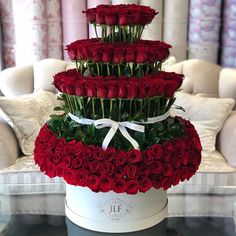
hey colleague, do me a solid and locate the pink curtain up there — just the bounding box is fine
[61,0,88,59]
[0,0,63,67]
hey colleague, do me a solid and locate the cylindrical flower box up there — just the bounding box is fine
[65,185,168,233]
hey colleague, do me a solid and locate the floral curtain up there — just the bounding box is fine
[0,0,62,68]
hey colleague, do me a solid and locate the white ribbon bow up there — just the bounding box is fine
[68,111,170,150]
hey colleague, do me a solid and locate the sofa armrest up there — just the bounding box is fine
[0,65,34,97]
[217,111,236,167]
[0,116,19,169]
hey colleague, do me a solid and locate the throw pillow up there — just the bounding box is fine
[172,91,235,152]
[0,90,59,156]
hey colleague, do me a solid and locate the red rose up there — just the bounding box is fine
[146,144,163,160]
[118,9,129,25]
[93,146,104,160]
[126,180,139,194]
[172,170,181,186]
[76,169,88,187]
[102,47,113,63]
[113,46,125,64]
[45,162,56,178]
[55,165,64,177]
[165,80,177,97]
[118,80,128,98]
[83,160,99,174]
[71,157,83,169]
[127,149,142,163]
[86,80,97,97]
[96,12,105,25]
[143,151,154,165]
[80,148,92,161]
[128,79,139,98]
[113,178,127,193]
[92,45,103,62]
[105,10,118,25]
[151,161,163,174]
[140,6,157,25]
[75,80,87,97]
[114,167,125,178]
[115,150,127,166]
[136,45,148,64]
[161,177,172,190]
[101,161,114,176]
[137,164,151,177]
[88,175,99,191]
[163,141,174,153]
[52,153,62,165]
[99,174,112,192]
[125,46,136,62]
[64,140,78,156]
[97,84,108,98]
[83,8,96,23]
[139,178,152,192]
[54,138,66,155]
[163,164,173,177]
[61,155,72,168]
[129,6,141,24]
[104,147,116,161]
[125,164,138,179]
[107,80,118,98]
[64,169,76,185]
[152,174,162,189]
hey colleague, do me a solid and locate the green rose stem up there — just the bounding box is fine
[147,99,151,118]
[111,26,115,43]
[118,26,122,42]
[96,63,100,76]
[157,97,160,116]
[129,99,132,119]
[100,62,103,75]
[93,23,98,39]
[106,63,110,76]
[82,97,86,117]
[118,64,121,76]
[100,98,105,118]
[118,99,122,121]
[109,99,113,118]
[92,98,95,118]
[75,60,79,72]
[88,62,92,76]
[73,96,79,111]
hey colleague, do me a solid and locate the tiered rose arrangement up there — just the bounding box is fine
[34,4,202,194]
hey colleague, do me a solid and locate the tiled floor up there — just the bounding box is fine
[0,216,235,236]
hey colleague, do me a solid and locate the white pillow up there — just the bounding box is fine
[172,92,235,152]
[0,90,59,156]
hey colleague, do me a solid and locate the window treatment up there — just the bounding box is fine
[0,0,236,69]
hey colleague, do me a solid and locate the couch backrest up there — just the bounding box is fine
[0,58,69,97]
[166,59,222,98]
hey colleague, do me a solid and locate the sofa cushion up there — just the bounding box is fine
[0,156,65,194]
[0,90,59,156]
[172,92,235,152]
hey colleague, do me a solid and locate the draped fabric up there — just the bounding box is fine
[61,0,87,60]
[221,0,236,67]
[163,0,189,62]
[140,0,163,41]
[0,0,62,67]
[188,0,222,63]
[0,0,235,68]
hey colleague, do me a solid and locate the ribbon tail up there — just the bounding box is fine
[101,124,119,150]
[119,126,140,150]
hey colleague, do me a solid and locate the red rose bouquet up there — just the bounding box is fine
[34,4,202,195]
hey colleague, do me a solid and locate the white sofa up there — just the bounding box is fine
[0,58,236,219]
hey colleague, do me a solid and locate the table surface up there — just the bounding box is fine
[0,183,236,235]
